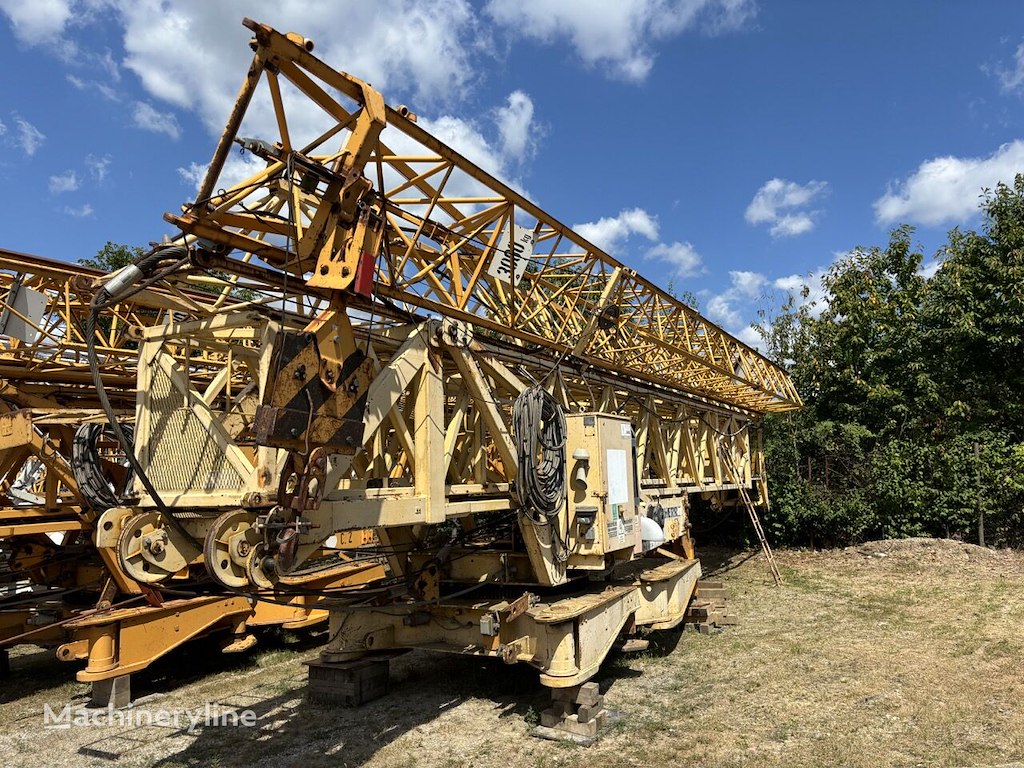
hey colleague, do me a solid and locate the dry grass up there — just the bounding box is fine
[5,538,1024,767]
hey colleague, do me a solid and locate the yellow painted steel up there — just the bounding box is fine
[167,19,799,416]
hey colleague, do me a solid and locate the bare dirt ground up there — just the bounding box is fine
[5,537,1024,768]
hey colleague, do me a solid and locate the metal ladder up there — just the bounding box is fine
[717,446,783,586]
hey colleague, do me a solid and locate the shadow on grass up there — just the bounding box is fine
[0,625,328,707]
[696,546,758,577]
[72,629,703,767]
[111,651,556,768]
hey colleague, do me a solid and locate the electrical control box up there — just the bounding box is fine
[564,412,639,569]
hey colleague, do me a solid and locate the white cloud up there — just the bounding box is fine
[49,170,79,194]
[706,270,768,327]
[419,91,540,182]
[0,0,72,45]
[67,74,119,101]
[575,207,704,279]
[485,0,756,82]
[574,207,659,252]
[646,241,702,278]
[391,93,541,214]
[2,1,540,214]
[873,140,1024,226]
[14,117,45,156]
[735,324,763,351]
[63,203,93,218]
[918,259,941,280]
[111,0,481,140]
[2,1,486,142]
[704,264,831,348]
[0,119,5,136]
[85,153,111,182]
[177,162,207,189]
[770,213,814,237]
[176,153,268,195]
[771,270,828,314]
[745,178,828,238]
[994,41,1024,94]
[132,101,182,140]
[494,91,537,162]
[97,48,120,82]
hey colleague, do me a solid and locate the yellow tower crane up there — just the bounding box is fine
[83,18,799,729]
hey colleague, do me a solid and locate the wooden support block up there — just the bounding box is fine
[576,682,601,707]
[551,685,580,703]
[306,658,389,706]
[91,675,131,709]
[620,638,649,653]
[577,704,604,724]
[531,707,619,745]
[560,713,599,738]
[551,700,575,717]
[697,580,724,591]
[696,588,728,600]
[540,708,562,728]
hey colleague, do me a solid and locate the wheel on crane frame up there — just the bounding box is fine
[203,509,261,589]
[117,511,200,584]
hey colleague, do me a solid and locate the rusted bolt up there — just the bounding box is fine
[294,364,306,381]
[341,266,351,277]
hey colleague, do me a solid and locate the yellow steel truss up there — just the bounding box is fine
[167,19,800,415]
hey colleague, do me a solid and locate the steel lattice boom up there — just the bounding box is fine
[168,19,800,415]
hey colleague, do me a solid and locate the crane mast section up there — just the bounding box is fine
[168,19,800,416]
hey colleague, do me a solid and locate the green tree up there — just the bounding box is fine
[80,241,258,302]
[924,177,1024,433]
[757,176,1024,547]
[78,241,144,272]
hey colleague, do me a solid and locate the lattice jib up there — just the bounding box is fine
[167,20,801,415]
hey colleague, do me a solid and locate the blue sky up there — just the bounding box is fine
[1,0,1023,347]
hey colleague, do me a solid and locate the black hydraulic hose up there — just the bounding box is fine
[85,246,197,543]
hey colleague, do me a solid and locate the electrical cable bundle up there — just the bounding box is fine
[512,386,567,525]
[72,422,136,510]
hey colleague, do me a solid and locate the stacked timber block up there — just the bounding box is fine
[683,580,738,634]
[305,658,390,705]
[538,682,609,739]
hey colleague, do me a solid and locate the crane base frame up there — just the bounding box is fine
[320,557,700,688]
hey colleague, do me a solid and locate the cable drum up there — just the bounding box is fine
[512,386,567,524]
[72,422,137,511]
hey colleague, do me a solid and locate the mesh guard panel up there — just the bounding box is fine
[143,359,246,496]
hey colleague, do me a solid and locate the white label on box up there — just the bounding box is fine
[620,423,632,438]
[606,448,629,505]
